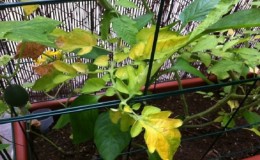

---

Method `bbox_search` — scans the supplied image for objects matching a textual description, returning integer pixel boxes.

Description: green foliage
[70,95,100,143]
[32,70,75,92]
[81,78,106,94]
[173,58,211,83]
[115,0,138,8]
[111,16,138,45]
[190,0,239,40]
[134,13,154,30]
[94,112,131,160]
[0,144,10,151]
[0,55,12,66]
[0,100,9,115]
[179,0,220,28]
[0,17,60,46]
[206,9,260,33]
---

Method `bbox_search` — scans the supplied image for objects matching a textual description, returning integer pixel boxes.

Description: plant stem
[183,93,232,123]
[174,70,189,117]
[30,130,67,155]
[182,121,215,128]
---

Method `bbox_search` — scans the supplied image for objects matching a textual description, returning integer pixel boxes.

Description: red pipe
[13,122,28,160]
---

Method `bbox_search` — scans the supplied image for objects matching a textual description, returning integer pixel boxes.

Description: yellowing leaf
[53,60,77,75]
[21,0,39,16]
[115,67,128,80]
[114,52,128,62]
[94,55,109,67]
[227,100,239,111]
[109,109,122,124]
[141,106,161,116]
[138,109,183,160]
[123,105,133,113]
[56,28,97,55]
[72,63,88,73]
[130,27,188,60]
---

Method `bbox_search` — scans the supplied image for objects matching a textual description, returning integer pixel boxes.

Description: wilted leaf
[227,100,239,111]
[16,42,46,60]
[33,64,54,76]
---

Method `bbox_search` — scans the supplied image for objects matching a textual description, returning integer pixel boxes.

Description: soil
[32,91,260,160]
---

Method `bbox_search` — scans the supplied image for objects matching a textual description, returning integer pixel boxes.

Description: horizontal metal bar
[0,77,259,125]
[0,0,94,9]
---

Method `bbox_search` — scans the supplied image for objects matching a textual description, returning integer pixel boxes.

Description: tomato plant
[0,0,260,159]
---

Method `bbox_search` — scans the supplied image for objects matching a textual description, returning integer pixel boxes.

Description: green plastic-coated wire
[0,77,259,125]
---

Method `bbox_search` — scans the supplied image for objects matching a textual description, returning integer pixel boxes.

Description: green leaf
[112,16,138,45]
[32,70,75,91]
[190,0,239,40]
[235,48,260,67]
[53,114,70,129]
[208,59,244,79]
[206,9,260,33]
[173,58,212,83]
[134,13,154,30]
[191,35,218,52]
[198,53,211,67]
[243,111,260,128]
[221,114,235,128]
[115,78,129,94]
[251,2,260,6]
[179,0,220,27]
[0,100,9,115]
[70,95,100,144]
[94,112,131,160]
[0,144,10,151]
[115,0,138,8]
[130,121,143,137]
[80,46,110,59]
[141,106,161,116]
[0,16,60,46]
[101,10,115,40]
[53,60,77,75]
[81,78,106,94]
[148,151,162,160]
[0,55,12,66]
